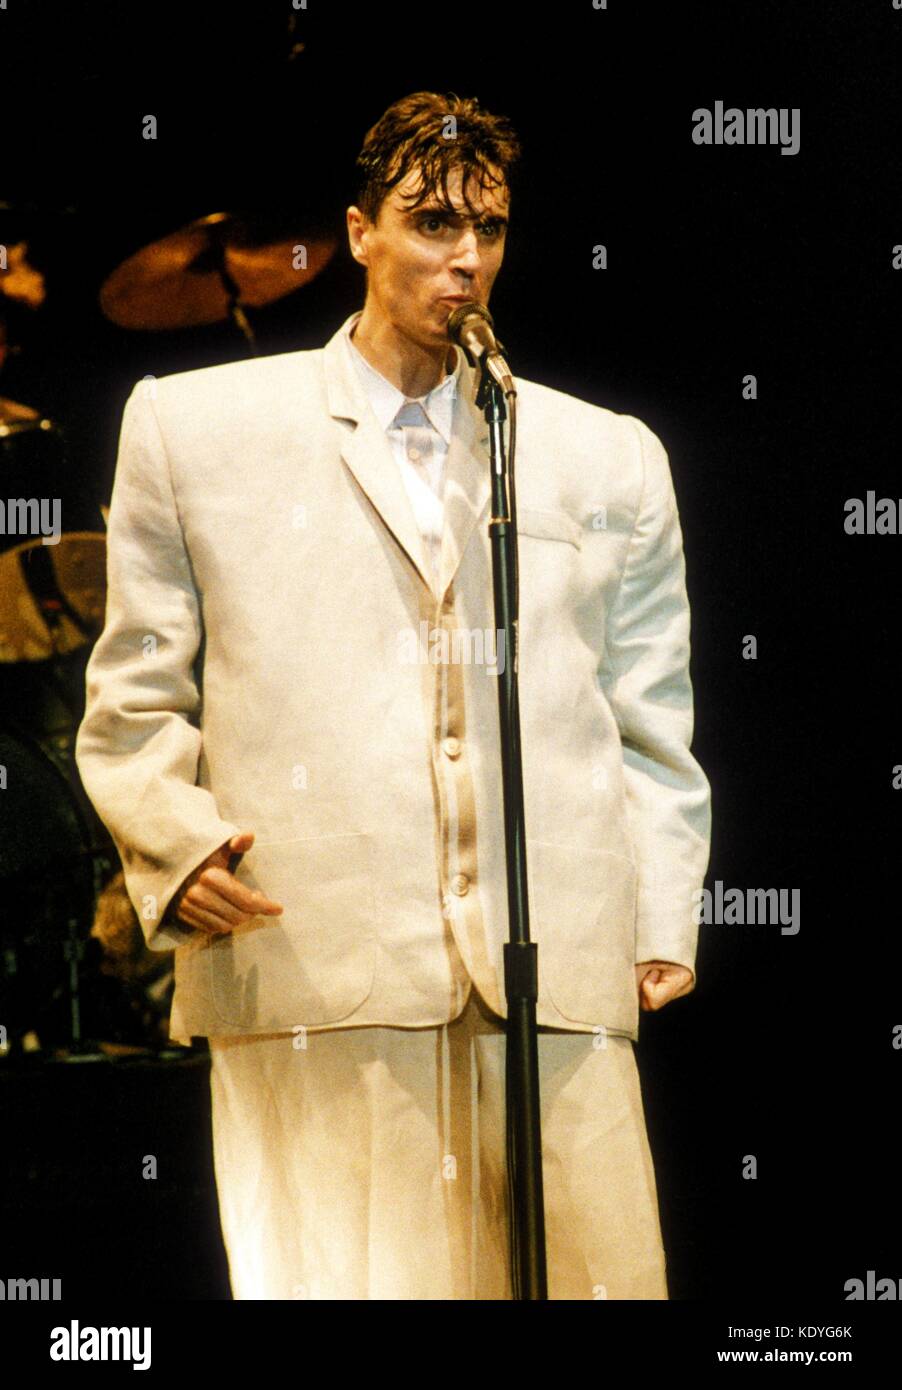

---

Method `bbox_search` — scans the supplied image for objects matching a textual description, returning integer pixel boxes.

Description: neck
[351,306,456,398]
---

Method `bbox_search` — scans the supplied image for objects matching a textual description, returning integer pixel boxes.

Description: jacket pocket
[208,831,377,1028]
[526,838,638,1028]
[516,506,583,549]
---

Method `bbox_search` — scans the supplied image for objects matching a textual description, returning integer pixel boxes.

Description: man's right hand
[171,830,284,936]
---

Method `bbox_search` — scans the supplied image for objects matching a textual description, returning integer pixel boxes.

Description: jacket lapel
[323,314,491,603]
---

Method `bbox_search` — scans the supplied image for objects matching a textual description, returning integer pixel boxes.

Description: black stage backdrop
[0,0,899,1355]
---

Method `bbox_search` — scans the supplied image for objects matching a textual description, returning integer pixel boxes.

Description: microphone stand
[470,347,548,1300]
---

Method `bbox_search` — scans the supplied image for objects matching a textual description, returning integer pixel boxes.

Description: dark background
[0,0,899,1307]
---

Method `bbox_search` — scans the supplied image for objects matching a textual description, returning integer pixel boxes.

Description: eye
[416,213,504,238]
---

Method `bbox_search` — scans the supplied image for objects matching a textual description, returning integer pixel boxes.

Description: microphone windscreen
[447,301,494,341]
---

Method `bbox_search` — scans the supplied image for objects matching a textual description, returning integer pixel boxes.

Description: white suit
[75,311,711,1298]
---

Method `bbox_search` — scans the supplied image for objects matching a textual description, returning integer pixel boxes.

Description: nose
[449,225,482,277]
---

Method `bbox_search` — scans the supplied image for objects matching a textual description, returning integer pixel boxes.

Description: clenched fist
[171,830,283,936]
[635,960,695,1011]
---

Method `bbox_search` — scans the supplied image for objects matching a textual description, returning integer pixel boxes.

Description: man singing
[76,90,712,1299]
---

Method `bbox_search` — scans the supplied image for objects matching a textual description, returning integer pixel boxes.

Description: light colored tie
[393,399,443,498]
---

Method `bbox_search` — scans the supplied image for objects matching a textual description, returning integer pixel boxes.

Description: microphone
[446,302,515,394]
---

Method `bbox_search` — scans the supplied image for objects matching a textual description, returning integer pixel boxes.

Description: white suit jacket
[75,313,712,1044]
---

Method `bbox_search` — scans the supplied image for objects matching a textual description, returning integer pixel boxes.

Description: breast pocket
[516,506,583,549]
[208,832,378,1029]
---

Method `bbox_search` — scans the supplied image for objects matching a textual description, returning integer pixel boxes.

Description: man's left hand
[635,960,694,1011]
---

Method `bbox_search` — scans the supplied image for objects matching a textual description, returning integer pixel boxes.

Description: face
[347,163,509,348]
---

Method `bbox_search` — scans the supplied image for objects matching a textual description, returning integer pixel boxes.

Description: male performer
[76,91,711,1300]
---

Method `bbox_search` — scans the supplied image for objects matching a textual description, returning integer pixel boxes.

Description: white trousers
[208,983,668,1300]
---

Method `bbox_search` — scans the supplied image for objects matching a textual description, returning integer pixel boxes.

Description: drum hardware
[99,210,338,353]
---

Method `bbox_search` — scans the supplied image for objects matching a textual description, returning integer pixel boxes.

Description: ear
[346,205,370,267]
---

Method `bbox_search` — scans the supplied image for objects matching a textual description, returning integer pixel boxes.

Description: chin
[420,319,452,343]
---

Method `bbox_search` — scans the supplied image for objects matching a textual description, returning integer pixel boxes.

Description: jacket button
[450,873,470,896]
[442,736,461,759]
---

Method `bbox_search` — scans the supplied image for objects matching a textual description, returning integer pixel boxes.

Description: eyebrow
[407,205,509,227]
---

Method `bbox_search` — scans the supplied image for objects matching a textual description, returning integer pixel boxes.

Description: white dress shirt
[345,312,462,581]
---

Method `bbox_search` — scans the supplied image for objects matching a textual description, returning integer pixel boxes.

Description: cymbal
[99,211,337,330]
[0,533,106,662]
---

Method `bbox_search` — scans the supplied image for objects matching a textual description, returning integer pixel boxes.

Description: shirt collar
[344,310,461,444]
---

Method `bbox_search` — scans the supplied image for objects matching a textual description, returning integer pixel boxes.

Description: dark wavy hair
[354,90,522,224]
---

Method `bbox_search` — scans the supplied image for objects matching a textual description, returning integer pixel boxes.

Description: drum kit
[0,207,337,1059]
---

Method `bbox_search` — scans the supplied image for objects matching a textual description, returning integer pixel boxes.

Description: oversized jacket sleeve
[597,415,712,984]
[75,383,242,951]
